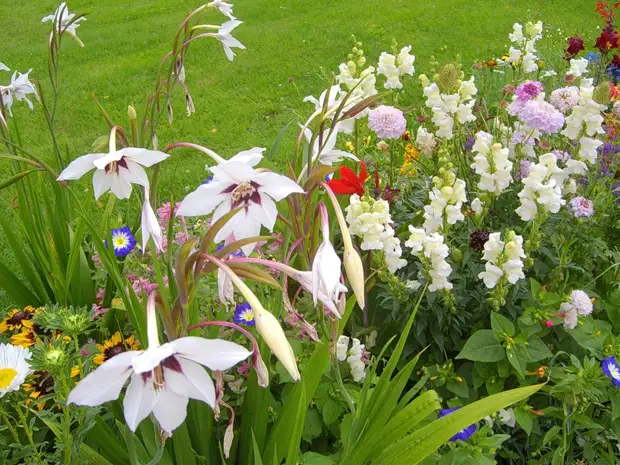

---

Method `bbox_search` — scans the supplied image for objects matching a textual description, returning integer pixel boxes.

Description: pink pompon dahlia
[515,81,544,102]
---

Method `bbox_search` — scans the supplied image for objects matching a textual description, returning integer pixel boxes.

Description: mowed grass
[0,0,599,307]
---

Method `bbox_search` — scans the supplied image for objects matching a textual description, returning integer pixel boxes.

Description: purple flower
[569,196,594,217]
[234,302,255,326]
[515,81,544,102]
[437,407,477,441]
[518,100,565,134]
[552,149,570,164]
[516,159,532,181]
[602,356,620,387]
[464,136,475,151]
[613,183,620,205]
[368,105,407,139]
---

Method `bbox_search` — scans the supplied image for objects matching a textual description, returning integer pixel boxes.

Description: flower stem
[16,404,43,465]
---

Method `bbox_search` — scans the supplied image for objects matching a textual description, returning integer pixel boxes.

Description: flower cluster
[506,21,544,73]
[470,131,513,196]
[561,290,593,329]
[516,153,566,221]
[336,335,367,382]
[478,231,526,289]
[405,226,453,292]
[377,44,415,89]
[422,157,467,233]
[345,195,406,272]
[423,71,478,140]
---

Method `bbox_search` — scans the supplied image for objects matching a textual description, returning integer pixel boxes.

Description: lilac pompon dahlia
[518,100,565,134]
[550,86,580,114]
[437,407,477,441]
[368,105,407,139]
[515,80,544,102]
[569,196,594,217]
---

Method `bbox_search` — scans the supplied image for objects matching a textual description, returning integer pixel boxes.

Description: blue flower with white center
[437,407,477,441]
[110,226,136,257]
[602,356,620,387]
[234,302,255,326]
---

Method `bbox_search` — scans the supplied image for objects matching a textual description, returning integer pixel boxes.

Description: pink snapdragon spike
[68,293,251,435]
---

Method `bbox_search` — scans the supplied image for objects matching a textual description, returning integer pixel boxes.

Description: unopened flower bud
[253,354,269,388]
[254,309,300,381]
[419,74,430,88]
[128,105,137,121]
[343,245,365,309]
[223,421,234,458]
[91,135,109,152]
[352,47,359,53]
[358,56,366,66]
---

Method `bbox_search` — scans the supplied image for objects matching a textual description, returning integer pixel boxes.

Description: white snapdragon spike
[67,295,251,435]
[301,125,358,166]
[214,20,245,61]
[345,195,406,273]
[336,336,349,362]
[377,45,415,89]
[471,131,513,196]
[405,226,453,292]
[478,232,525,289]
[423,77,477,140]
[141,189,164,252]
[0,344,32,397]
[506,21,543,74]
[336,63,378,101]
[42,3,86,47]
[347,338,366,382]
[568,58,588,77]
[423,178,467,233]
[516,153,565,221]
[178,147,303,255]
[57,135,169,200]
[562,79,605,170]
[416,127,437,156]
[312,203,345,307]
[208,0,235,19]
[0,70,38,116]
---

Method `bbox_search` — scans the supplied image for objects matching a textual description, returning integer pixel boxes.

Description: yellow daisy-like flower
[404,144,420,164]
[93,332,141,365]
[23,371,54,410]
[10,327,36,348]
[0,306,39,333]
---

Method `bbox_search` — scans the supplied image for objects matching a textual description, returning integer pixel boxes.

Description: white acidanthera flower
[208,0,235,19]
[0,63,9,72]
[215,20,246,61]
[313,204,345,307]
[141,189,164,251]
[0,69,39,116]
[42,3,87,47]
[57,137,170,201]
[301,125,358,166]
[0,343,32,398]
[177,147,303,255]
[67,295,251,435]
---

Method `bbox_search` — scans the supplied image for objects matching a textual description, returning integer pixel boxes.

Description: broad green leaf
[456,330,505,362]
[302,452,335,465]
[514,408,533,435]
[506,343,528,377]
[527,336,553,362]
[171,423,197,465]
[302,408,323,443]
[285,384,307,465]
[370,383,544,465]
[490,313,515,339]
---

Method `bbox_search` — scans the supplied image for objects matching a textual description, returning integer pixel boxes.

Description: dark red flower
[382,185,400,203]
[612,53,620,67]
[595,27,620,53]
[326,161,368,195]
[565,35,584,60]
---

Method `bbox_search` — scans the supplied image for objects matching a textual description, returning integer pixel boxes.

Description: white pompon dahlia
[177,148,303,255]
[67,296,251,435]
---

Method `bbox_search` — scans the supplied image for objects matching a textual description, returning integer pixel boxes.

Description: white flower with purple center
[602,356,620,387]
[368,105,407,139]
[177,147,304,255]
[110,226,136,257]
[233,303,255,327]
[437,407,477,441]
[67,296,251,435]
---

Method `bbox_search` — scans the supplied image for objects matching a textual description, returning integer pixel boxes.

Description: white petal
[247,197,277,230]
[67,351,139,407]
[253,172,304,201]
[169,336,252,371]
[141,193,163,251]
[228,147,265,167]
[57,153,102,181]
[123,161,150,188]
[319,150,359,166]
[131,346,174,374]
[165,358,216,408]
[176,181,227,217]
[152,389,189,434]
[93,150,124,170]
[109,173,133,199]
[211,160,256,184]
[213,209,262,255]
[123,374,157,432]
[121,147,170,167]
[92,169,112,200]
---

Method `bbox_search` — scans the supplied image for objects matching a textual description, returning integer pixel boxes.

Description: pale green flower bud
[419,74,430,87]
[343,245,365,309]
[358,56,366,66]
[352,47,359,53]
[128,105,137,121]
[254,309,300,381]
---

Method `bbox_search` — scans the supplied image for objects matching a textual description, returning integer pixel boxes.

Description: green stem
[16,404,43,465]
[1,410,21,445]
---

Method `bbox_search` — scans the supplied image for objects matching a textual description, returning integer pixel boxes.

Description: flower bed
[1,2,620,464]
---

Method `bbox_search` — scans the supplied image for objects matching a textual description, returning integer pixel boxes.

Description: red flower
[595,27,620,53]
[565,35,584,60]
[326,161,368,195]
